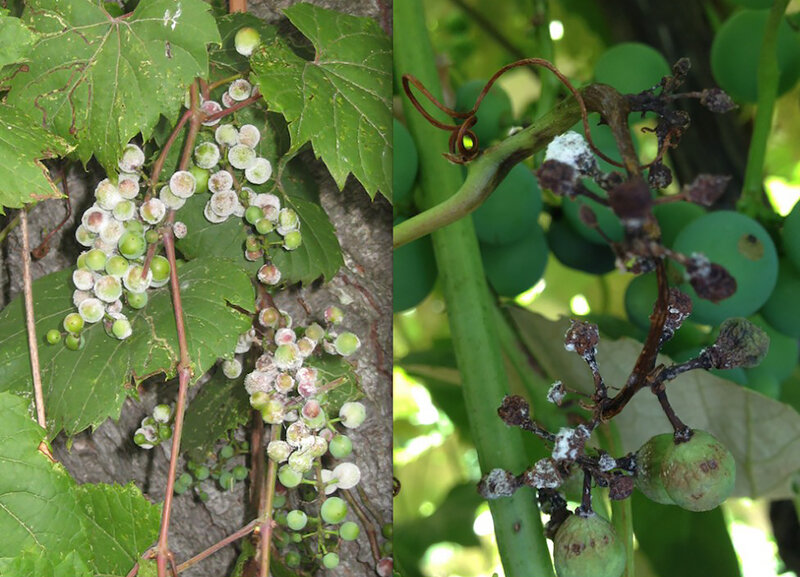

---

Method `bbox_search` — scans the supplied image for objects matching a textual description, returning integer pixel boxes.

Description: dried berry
[706,317,769,369]
[553,513,625,577]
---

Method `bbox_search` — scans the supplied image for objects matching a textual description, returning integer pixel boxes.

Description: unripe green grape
[255,218,274,235]
[381,523,392,539]
[46,329,62,345]
[339,402,366,429]
[653,201,705,248]
[228,144,257,170]
[235,26,261,57]
[118,143,145,173]
[173,481,189,495]
[305,322,325,342]
[218,470,235,491]
[635,433,675,504]
[65,333,84,351]
[232,465,248,481]
[473,164,542,246]
[124,220,144,234]
[64,312,84,334]
[393,119,418,213]
[238,124,261,148]
[245,206,263,225]
[245,158,272,185]
[278,464,302,488]
[393,217,437,312]
[322,553,339,569]
[594,42,671,93]
[320,497,348,524]
[278,209,299,233]
[150,255,170,284]
[547,217,616,275]
[112,200,136,221]
[118,232,146,259]
[661,430,735,511]
[480,224,548,297]
[219,444,235,460]
[123,265,152,293]
[112,317,132,340]
[78,298,105,324]
[285,551,301,568]
[553,513,625,577]
[158,424,172,441]
[711,11,800,104]
[454,79,512,146]
[339,521,360,541]
[286,509,308,531]
[215,124,238,147]
[169,170,197,199]
[117,174,140,200]
[126,290,148,310]
[194,142,220,169]
[332,462,361,489]
[743,316,797,398]
[782,201,800,271]
[267,440,292,462]
[673,211,778,325]
[208,170,234,193]
[334,332,360,356]
[761,259,800,338]
[195,466,210,481]
[262,398,287,425]
[328,435,352,458]
[282,230,302,250]
[94,275,123,303]
[624,273,657,331]
[222,358,242,379]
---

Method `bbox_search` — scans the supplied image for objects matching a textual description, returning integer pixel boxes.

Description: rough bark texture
[0,1,392,575]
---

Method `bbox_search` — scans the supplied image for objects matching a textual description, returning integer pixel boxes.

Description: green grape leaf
[75,483,162,576]
[0,258,254,437]
[7,0,220,175]
[0,393,89,564]
[508,307,800,499]
[251,3,391,200]
[0,10,37,69]
[0,393,159,575]
[306,355,363,415]
[182,370,251,454]
[0,103,71,213]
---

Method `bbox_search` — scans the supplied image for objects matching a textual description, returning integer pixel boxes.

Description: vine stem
[229,0,246,12]
[154,83,204,577]
[738,0,790,216]
[341,489,381,563]
[20,210,53,461]
[395,2,554,575]
[257,424,281,577]
[176,519,260,573]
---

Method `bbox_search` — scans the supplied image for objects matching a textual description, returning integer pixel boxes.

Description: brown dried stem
[20,210,54,461]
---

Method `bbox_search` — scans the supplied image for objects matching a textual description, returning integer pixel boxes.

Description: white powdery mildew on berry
[544,131,597,175]
[526,458,562,489]
[244,370,276,395]
[481,468,516,498]
[552,425,591,461]
[547,380,566,405]
[598,453,617,472]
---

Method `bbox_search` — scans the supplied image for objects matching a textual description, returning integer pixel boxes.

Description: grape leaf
[305,355,363,415]
[0,10,36,69]
[0,392,159,575]
[0,258,255,437]
[251,3,391,200]
[0,103,71,213]
[508,307,800,499]
[182,369,251,454]
[7,0,220,175]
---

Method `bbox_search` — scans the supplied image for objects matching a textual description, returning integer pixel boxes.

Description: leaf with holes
[251,3,391,200]
[182,370,251,455]
[7,0,220,175]
[0,258,254,437]
[508,306,800,499]
[0,103,70,213]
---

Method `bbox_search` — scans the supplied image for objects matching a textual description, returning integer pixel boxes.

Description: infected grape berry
[235,27,261,57]
[553,513,625,577]
[46,329,62,345]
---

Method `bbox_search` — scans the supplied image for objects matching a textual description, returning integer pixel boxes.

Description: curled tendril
[402,57,625,167]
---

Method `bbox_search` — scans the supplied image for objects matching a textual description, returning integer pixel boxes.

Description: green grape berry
[118,232,146,260]
[635,433,675,505]
[553,513,625,577]
[334,332,360,356]
[454,79,512,146]
[711,10,800,104]
[46,329,62,345]
[322,553,339,569]
[150,255,170,284]
[473,164,543,246]
[673,211,778,325]
[126,290,148,309]
[232,465,248,481]
[480,224,548,297]
[244,158,272,185]
[105,255,130,278]
[594,42,671,93]
[195,466,210,481]
[218,470,235,491]
[339,402,366,429]
[255,218,274,235]
[660,430,735,511]
[328,435,352,458]
[65,333,84,351]
[742,316,797,398]
[278,465,303,488]
[63,312,84,334]
[339,521,360,541]
[189,165,210,194]
[381,523,393,539]
[653,201,706,248]
[219,444,235,460]
[285,551,301,567]
[235,26,261,57]
[624,273,657,331]
[194,142,220,170]
[393,217,437,312]
[245,206,263,225]
[85,248,107,271]
[393,119,418,213]
[320,496,348,524]
[547,217,616,275]
[282,230,302,251]
[761,259,800,338]
[286,509,308,531]
[112,317,132,340]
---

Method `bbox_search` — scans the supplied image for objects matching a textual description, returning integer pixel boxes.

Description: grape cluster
[174,438,251,499]
[133,404,174,450]
[46,143,185,350]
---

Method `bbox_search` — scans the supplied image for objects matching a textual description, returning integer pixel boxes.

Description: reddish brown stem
[32,165,71,260]
[257,424,281,577]
[125,562,140,577]
[149,108,192,198]
[176,519,261,573]
[179,85,204,172]
[204,94,262,125]
[229,0,247,12]
[20,210,54,461]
